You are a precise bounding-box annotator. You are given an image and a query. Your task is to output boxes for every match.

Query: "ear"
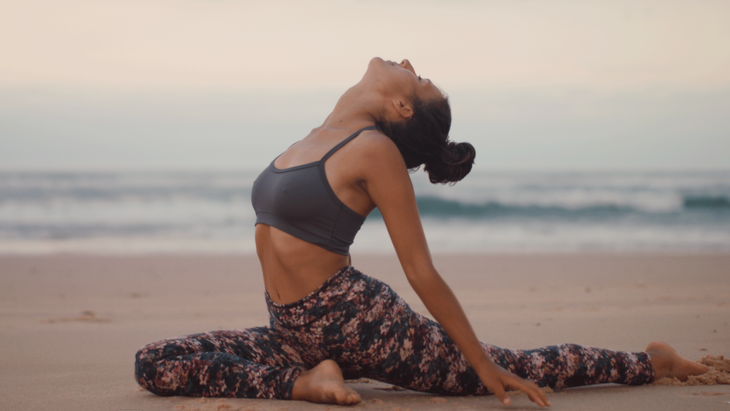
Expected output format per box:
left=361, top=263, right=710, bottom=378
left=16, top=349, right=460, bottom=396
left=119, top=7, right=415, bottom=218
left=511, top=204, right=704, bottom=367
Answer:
left=391, top=97, right=414, bottom=120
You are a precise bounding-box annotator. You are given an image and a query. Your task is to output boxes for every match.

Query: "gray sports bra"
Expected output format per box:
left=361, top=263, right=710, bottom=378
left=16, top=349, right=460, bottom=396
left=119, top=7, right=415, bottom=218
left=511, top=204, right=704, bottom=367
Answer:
left=251, top=126, right=375, bottom=255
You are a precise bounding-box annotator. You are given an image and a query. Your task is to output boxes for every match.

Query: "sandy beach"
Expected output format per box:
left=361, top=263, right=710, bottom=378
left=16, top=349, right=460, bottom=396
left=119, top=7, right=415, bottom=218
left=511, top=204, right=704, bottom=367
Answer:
left=1, top=253, right=728, bottom=411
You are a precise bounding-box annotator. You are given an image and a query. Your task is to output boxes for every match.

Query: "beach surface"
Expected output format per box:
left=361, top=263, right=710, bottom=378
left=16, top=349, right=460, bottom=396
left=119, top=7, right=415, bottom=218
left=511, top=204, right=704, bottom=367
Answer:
left=1, top=253, right=728, bottom=411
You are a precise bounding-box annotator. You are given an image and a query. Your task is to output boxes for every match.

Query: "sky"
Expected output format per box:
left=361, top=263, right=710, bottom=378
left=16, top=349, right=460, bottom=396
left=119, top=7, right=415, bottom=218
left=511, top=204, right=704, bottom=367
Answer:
left=1, top=0, right=729, bottom=170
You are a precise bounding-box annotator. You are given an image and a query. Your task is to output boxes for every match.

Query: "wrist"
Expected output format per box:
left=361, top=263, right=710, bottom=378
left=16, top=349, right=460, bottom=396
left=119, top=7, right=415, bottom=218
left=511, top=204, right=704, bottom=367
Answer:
left=473, top=355, right=499, bottom=376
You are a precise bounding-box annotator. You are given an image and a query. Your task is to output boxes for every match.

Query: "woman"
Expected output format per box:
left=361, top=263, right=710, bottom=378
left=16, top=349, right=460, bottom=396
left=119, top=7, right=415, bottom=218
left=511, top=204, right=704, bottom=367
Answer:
left=135, top=58, right=708, bottom=407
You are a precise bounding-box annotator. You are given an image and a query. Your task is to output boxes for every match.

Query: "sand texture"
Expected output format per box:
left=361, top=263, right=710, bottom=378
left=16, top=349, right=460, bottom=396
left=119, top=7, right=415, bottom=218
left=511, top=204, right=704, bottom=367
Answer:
left=1, top=253, right=729, bottom=411
left=653, top=355, right=730, bottom=386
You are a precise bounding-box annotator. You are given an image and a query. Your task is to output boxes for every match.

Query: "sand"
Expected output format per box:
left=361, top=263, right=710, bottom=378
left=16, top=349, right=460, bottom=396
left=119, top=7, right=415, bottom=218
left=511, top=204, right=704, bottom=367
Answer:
left=1, top=253, right=729, bottom=411
left=653, top=355, right=730, bottom=386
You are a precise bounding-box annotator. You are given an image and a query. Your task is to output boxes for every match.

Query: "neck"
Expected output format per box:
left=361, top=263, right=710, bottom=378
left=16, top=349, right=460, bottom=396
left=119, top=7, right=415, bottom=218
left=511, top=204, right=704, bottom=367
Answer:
left=320, top=82, right=385, bottom=130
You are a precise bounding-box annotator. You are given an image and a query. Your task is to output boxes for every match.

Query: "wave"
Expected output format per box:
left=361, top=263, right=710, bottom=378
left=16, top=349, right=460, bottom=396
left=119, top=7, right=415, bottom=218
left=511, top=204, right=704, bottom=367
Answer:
left=370, top=195, right=730, bottom=220
left=2, top=170, right=729, bottom=252
left=683, top=196, right=730, bottom=209
left=0, top=171, right=253, bottom=203
left=3, top=171, right=728, bottom=218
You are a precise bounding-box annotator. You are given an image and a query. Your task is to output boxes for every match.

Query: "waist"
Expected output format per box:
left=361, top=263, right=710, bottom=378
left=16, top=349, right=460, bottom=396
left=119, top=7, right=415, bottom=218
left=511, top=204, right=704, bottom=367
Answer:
left=266, top=266, right=398, bottom=329
left=256, top=224, right=350, bottom=304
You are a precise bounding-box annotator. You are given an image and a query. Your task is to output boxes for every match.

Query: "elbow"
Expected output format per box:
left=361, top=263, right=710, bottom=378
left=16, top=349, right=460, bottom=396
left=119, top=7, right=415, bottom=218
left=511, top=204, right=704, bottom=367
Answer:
left=401, top=260, right=438, bottom=284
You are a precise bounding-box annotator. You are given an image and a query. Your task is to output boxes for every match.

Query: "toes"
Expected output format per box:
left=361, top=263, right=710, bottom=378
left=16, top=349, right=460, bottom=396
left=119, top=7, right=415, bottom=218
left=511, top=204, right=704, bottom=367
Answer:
left=329, top=388, right=358, bottom=405
left=293, top=359, right=361, bottom=405
left=319, top=382, right=359, bottom=405
left=347, top=390, right=362, bottom=405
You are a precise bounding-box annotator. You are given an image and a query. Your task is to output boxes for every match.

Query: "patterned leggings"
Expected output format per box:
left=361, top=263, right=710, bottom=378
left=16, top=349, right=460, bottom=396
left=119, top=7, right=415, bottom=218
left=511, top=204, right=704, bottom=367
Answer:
left=135, top=266, right=654, bottom=399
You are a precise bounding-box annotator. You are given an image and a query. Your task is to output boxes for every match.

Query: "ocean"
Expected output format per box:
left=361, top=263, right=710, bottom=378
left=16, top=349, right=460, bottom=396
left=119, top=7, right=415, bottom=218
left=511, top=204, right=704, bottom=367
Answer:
left=1, top=169, right=729, bottom=254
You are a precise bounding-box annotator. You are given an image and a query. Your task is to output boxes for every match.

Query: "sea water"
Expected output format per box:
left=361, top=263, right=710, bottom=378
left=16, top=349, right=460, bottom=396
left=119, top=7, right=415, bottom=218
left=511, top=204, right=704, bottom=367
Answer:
left=0, top=169, right=728, bottom=254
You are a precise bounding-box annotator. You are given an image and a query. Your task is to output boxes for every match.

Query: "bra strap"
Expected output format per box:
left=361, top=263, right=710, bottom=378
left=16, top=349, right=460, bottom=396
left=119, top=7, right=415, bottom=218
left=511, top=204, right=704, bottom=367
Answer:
left=320, top=126, right=377, bottom=162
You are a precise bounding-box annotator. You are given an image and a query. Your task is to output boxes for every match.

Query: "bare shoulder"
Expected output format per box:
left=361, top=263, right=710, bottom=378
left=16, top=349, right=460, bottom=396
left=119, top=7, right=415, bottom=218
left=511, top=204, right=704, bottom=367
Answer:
left=350, top=129, right=406, bottom=171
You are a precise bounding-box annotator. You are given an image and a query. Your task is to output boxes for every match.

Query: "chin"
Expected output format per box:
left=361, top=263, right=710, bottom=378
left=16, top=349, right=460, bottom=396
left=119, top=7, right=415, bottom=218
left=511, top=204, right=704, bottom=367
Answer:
left=369, top=57, right=385, bottom=66
left=364, top=57, right=387, bottom=76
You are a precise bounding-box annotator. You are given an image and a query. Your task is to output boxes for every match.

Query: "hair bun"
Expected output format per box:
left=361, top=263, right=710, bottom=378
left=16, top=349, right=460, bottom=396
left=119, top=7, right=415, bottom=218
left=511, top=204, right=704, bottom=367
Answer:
left=374, top=93, right=477, bottom=184
left=424, top=141, right=475, bottom=184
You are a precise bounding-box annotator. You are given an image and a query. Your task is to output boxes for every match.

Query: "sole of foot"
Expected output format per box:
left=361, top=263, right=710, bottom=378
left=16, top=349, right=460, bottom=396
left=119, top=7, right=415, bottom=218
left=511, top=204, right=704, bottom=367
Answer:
left=291, top=359, right=362, bottom=405
left=646, top=341, right=709, bottom=381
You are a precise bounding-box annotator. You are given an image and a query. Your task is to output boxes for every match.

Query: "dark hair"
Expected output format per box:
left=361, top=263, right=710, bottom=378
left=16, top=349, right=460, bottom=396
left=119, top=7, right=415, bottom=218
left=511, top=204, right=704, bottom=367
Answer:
left=375, top=95, right=476, bottom=184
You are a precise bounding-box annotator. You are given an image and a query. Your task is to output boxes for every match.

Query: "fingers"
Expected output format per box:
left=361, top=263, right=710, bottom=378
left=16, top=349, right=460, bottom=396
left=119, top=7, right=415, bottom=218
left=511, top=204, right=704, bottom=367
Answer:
left=491, top=383, right=511, bottom=406
left=519, top=380, right=551, bottom=407
left=502, top=376, right=550, bottom=407
left=525, top=387, right=550, bottom=407
left=481, top=365, right=551, bottom=407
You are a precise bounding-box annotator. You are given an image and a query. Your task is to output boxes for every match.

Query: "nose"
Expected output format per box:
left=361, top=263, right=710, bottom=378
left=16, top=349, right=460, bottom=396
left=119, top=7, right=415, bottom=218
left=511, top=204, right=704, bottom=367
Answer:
left=399, top=59, right=416, bottom=75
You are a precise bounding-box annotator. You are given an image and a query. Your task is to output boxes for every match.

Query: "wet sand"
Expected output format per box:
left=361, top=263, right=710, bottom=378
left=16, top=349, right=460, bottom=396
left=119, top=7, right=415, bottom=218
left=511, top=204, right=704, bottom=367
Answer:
left=1, top=253, right=729, bottom=410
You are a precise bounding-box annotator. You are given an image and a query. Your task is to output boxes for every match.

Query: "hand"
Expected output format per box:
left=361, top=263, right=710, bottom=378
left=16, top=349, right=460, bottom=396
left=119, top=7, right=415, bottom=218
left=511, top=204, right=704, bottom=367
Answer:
left=478, top=362, right=551, bottom=407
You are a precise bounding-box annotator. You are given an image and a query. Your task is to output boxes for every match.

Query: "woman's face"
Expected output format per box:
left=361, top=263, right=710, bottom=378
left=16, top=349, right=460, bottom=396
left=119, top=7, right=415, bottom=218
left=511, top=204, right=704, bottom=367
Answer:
left=368, top=57, right=442, bottom=102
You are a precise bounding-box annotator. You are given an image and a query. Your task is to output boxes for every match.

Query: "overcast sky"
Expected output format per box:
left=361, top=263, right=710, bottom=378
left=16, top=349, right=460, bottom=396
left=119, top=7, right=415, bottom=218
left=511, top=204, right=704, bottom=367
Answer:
left=1, top=0, right=729, bottom=170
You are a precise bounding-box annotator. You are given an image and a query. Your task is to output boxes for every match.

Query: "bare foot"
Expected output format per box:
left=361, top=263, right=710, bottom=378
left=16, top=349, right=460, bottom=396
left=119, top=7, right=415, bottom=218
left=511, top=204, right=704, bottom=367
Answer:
left=291, top=360, right=362, bottom=405
left=646, top=341, right=709, bottom=381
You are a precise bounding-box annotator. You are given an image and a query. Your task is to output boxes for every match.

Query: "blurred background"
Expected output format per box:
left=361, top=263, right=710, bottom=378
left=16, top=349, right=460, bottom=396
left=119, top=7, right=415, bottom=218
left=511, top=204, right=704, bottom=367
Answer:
left=1, top=0, right=729, bottom=254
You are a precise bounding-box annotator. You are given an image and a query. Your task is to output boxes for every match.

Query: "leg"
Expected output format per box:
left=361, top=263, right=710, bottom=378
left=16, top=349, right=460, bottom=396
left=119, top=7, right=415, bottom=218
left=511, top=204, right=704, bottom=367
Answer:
left=265, top=267, right=707, bottom=400
left=364, top=306, right=704, bottom=393
left=347, top=288, right=656, bottom=394
left=135, top=327, right=304, bottom=399
left=360, top=303, right=488, bottom=394
left=487, top=343, right=654, bottom=389
left=329, top=280, right=491, bottom=395
left=280, top=269, right=489, bottom=395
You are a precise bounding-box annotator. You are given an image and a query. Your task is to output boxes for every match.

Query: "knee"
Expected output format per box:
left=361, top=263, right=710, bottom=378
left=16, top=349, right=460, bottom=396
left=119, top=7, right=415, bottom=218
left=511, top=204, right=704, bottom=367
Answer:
left=134, top=347, right=152, bottom=388
left=134, top=346, right=170, bottom=396
left=135, top=343, right=161, bottom=372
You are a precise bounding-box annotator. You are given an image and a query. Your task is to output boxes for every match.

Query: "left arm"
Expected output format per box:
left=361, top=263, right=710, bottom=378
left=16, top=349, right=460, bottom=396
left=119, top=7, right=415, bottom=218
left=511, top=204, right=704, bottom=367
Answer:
left=357, top=135, right=549, bottom=407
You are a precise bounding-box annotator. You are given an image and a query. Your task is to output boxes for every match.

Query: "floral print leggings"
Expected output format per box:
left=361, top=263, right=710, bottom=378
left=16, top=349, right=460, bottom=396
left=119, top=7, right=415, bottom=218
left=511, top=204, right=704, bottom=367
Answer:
left=135, top=266, right=654, bottom=399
